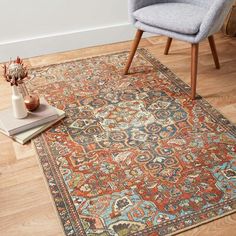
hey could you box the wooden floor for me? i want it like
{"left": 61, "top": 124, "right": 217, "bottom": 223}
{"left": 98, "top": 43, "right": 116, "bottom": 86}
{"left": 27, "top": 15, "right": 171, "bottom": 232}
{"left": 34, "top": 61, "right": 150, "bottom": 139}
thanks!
{"left": 0, "top": 33, "right": 235, "bottom": 236}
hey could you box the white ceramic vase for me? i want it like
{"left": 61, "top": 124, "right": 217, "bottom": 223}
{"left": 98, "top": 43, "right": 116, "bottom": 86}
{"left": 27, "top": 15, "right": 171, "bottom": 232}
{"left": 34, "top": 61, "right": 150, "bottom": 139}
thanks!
{"left": 11, "top": 85, "right": 28, "bottom": 119}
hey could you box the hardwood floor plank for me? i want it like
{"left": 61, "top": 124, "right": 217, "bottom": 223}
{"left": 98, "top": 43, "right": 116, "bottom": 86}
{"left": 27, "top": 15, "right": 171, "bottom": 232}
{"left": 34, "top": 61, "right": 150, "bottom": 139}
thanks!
{"left": 0, "top": 159, "right": 41, "bottom": 190}
{"left": 12, "top": 142, "right": 35, "bottom": 160}
{"left": 0, "top": 178, "right": 54, "bottom": 218}
{"left": 0, "top": 203, "right": 63, "bottom": 236}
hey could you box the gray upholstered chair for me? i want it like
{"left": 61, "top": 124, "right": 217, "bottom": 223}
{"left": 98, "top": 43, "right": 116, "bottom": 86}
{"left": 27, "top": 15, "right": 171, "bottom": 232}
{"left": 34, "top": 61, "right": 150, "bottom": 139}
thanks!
{"left": 124, "top": 0, "right": 235, "bottom": 99}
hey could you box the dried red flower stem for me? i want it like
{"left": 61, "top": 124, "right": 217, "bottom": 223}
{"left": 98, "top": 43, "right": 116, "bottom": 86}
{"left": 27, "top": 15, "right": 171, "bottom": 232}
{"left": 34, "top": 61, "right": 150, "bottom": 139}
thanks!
{"left": 3, "top": 57, "right": 28, "bottom": 86}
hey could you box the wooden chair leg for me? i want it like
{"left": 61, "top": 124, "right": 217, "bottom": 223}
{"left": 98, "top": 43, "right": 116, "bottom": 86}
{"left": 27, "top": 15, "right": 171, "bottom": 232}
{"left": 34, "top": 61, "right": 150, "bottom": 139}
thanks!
{"left": 208, "top": 35, "right": 220, "bottom": 69}
{"left": 191, "top": 43, "right": 199, "bottom": 100}
{"left": 124, "top": 29, "right": 143, "bottom": 75}
{"left": 164, "top": 37, "right": 173, "bottom": 55}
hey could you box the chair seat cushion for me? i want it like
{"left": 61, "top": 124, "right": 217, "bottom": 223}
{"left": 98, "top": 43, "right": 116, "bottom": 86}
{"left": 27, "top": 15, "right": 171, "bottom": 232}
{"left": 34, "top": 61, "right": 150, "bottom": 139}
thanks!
{"left": 133, "top": 3, "right": 207, "bottom": 35}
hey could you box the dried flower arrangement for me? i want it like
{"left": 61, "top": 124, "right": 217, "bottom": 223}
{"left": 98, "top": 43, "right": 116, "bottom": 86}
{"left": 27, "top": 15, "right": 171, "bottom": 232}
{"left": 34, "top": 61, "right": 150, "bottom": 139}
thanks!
{"left": 3, "top": 57, "right": 28, "bottom": 86}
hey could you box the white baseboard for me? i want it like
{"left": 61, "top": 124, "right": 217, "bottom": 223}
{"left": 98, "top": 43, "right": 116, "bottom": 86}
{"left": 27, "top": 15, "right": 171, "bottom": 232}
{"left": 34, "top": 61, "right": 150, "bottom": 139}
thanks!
{"left": 0, "top": 23, "right": 153, "bottom": 63}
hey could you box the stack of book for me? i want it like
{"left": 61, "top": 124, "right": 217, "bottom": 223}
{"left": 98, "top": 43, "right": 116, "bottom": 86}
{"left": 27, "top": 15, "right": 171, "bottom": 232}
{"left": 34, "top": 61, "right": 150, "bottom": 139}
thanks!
{"left": 0, "top": 97, "right": 65, "bottom": 144}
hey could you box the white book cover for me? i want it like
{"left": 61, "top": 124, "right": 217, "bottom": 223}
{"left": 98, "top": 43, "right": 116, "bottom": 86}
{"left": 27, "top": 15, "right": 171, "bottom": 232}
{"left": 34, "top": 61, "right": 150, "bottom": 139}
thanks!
{"left": 0, "top": 97, "right": 59, "bottom": 135}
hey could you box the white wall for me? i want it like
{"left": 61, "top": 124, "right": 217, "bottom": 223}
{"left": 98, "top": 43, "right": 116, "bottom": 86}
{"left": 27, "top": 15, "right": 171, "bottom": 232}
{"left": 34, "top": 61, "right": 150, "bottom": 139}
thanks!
{"left": 0, "top": 0, "right": 137, "bottom": 62}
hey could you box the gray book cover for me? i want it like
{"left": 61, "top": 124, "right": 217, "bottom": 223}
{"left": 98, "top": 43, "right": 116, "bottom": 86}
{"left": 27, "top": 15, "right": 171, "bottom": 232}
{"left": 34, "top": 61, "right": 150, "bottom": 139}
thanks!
{"left": 0, "top": 97, "right": 59, "bottom": 135}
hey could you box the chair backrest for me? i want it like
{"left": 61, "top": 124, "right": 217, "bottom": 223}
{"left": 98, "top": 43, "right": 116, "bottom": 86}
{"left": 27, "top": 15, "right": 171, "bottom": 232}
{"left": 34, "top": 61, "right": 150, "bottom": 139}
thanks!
{"left": 128, "top": 0, "right": 212, "bottom": 23}
{"left": 197, "top": 0, "right": 235, "bottom": 41}
{"left": 172, "top": 0, "right": 212, "bottom": 7}
{"left": 128, "top": 0, "right": 213, "bottom": 11}
{"left": 128, "top": 0, "right": 235, "bottom": 41}
{"left": 161, "top": 0, "right": 212, "bottom": 8}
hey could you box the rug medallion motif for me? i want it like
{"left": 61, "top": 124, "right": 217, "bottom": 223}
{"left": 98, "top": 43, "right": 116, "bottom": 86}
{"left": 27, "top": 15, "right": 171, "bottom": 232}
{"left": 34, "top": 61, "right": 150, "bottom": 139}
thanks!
{"left": 24, "top": 49, "right": 236, "bottom": 236}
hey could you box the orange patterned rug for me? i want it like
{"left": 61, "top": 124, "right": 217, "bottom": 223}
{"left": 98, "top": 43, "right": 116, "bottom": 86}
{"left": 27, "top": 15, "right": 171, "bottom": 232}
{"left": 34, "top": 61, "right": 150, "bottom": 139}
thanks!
{"left": 23, "top": 49, "right": 236, "bottom": 236}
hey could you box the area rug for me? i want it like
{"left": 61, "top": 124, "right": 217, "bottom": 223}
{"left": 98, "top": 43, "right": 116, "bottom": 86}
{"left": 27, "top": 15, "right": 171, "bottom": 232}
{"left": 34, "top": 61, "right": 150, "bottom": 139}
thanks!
{"left": 23, "top": 49, "right": 236, "bottom": 236}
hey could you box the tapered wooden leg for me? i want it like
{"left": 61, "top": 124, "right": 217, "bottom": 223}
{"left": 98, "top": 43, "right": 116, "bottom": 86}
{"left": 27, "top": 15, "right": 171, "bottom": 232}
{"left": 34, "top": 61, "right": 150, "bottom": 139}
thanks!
{"left": 124, "top": 29, "right": 143, "bottom": 75}
{"left": 208, "top": 35, "right": 220, "bottom": 69}
{"left": 191, "top": 43, "right": 199, "bottom": 100}
{"left": 164, "top": 37, "right": 173, "bottom": 55}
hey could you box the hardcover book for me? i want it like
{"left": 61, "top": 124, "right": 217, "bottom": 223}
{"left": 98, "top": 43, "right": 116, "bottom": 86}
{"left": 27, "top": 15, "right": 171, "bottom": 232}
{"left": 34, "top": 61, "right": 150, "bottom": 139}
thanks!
{"left": 0, "top": 97, "right": 59, "bottom": 135}
{"left": 0, "top": 108, "right": 65, "bottom": 144}
{"left": 15, "top": 108, "right": 65, "bottom": 144}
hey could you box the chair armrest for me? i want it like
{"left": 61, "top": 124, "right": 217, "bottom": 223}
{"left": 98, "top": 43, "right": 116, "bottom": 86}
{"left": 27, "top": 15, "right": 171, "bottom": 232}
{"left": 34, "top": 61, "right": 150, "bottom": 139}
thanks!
{"left": 128, "top": 0, "right": 164, "bottom": 24}
{"left": 196, "top": 0, "right": 235, "bottom": 42}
